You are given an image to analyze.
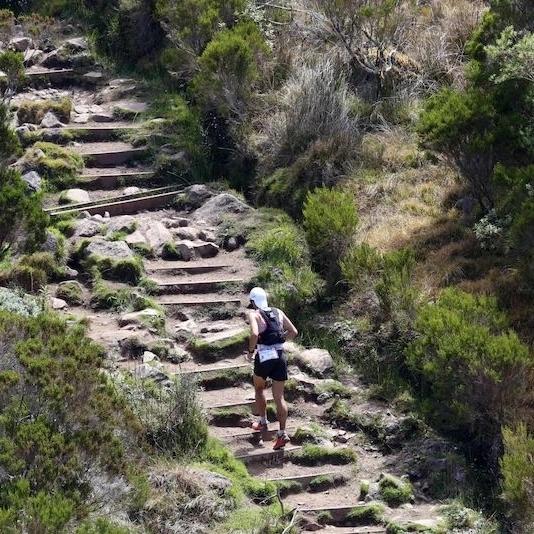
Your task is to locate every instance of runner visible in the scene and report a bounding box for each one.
[246,287,298,450]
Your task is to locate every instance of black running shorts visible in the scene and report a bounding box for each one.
[253,350,288,382]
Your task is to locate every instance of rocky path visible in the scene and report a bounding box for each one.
[10,34,458,533]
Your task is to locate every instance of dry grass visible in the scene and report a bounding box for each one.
[345,130,456,253]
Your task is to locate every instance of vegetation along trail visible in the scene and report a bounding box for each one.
[0,1,532,533]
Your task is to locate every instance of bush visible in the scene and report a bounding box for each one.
[292,444,356,466]
[0,102,21,164]
[406,288,533,454]
[346,503,385,526]
[303,187,358,284]
[0,264,47,293]
[122,376,208,457]
[378,474,413,506]
[21,142,84,190]
[17,97,72,124]
[83,253,144,285]
[501,423,534,530]
[191,21,268,119]
[56,281,84,306]
[0,312,129,530]
[0,167,47,261]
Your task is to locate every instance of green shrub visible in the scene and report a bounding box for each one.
[17,97,72,124]
[292,445,356,466]
[501,423,534,528]
[0,101,21,164]
[346,503,385,526]
[19,251,62,278]
[23,142,84,190]
[378,474,413,506]
[406,288,532,449]
[303,187,358,284]
[90,278,159,313]
[122,375,208,457]
[83,254,144,285]
[191,21,268,118]
[56,281,84,306]
[76,517,130,534]
[0,264,47,293]
[0,312,129,529]
[247,223,308,267]
[54,219,76,238]
[0,167,47,261]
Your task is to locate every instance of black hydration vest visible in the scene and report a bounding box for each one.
[258,308,286,346]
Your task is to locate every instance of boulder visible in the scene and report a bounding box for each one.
[193,193,251,226]
[112,100,147,116]
[181,184,213,209]
[60,188,90,205]
[64,37,89,53]
[106,215,136,234]
[134,363,168,382]
[125,230,149,247]
[173,227,199,241]
[84,239,134,261]
[40,111,64,129]
[144,221,173,252]
[175,240,219,261]
[294,348,334,377]
[94,80,138,104]
[74,218,103,238]
[51,297,68,310]
[119,308,163,328]
[23,48,44,67]
[224,236,239,252]
[21,171,42,193]
[9,37,32,52]
[163,217,189,228]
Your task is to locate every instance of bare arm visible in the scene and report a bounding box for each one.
[281,312,298,341]
[247,311,259,354]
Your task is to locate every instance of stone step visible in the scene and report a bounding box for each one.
[77,168,155,189]
[46,122,146,141]
[147,263,234,276]
[313,528,386,534]
[73,142,147,166]
[18,67,75,85]
[234,445,302,466]
[267,471,343,488]
[177,362,250,377]
[300,505,380,526]
[49,188,182,217]
[47,185,179,213]
[154,277,245,294]
[157,294,243,307]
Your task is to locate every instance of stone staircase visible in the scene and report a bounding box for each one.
[13,36,453,533]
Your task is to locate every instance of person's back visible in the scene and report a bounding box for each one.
[247,287,298,450]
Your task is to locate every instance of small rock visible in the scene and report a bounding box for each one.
[163,217,189,228]
[73,113,90,124]
[21,171,42,193]
[193,193,251,226]
[106,215,136,233]
[9,36,32,52]
[23,48,43,67]
[224,236,239,251]
[119,308,162,328]
[316,392,333,405]
[167,347,190,364]
[125,230,149,247]
[63,266,79,280]
[92,112,114,123]
[173,227,199,240]
[122,186,141,196]
[142,351,158,363]
[51,297,68,310]
[144,221,173,252]
[294,348,334,378]
[334,434,349,444]
[60,188,90,205]
[181,184,213,209]
[134,363,167,382]
[75,218,103,238]
[64,36,88,53]
[40,111,64,129]
[198,229,217,243]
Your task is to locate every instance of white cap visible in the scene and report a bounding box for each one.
[249,287,269,310]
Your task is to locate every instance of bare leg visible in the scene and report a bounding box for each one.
[271,380,288,432]
[253,374,267,420]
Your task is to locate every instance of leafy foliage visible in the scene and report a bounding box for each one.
[0,312,129,531]
[303,188,358,283]
[406,288,533,453]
